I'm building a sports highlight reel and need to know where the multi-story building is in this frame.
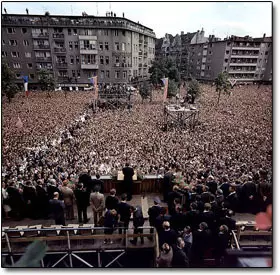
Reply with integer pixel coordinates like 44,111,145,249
189,34,272,83
1,13,156,89
156,29,272,83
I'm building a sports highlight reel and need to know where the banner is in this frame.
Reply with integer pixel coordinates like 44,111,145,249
22,76,29,97
161,77,169,102
89,76,98,99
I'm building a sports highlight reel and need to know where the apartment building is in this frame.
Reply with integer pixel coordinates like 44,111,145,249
189,34,272,82
1,13,156,88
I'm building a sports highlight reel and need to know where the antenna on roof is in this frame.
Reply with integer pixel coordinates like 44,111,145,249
109,2,112,11
96,2,99,15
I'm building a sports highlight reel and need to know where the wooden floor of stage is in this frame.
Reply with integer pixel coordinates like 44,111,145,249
1,193,255,228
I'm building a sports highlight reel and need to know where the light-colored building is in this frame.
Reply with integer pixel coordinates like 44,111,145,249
1,13,156,89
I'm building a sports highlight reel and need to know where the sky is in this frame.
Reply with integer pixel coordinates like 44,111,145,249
1,1,273,39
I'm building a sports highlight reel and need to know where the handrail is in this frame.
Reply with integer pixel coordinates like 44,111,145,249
231,230,241,250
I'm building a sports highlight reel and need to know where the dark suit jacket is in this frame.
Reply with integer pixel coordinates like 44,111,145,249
199,211,216,231
172,247,189,267
118,202,131,223
74,188,89,208
159,229,178,247
219,182,230,198
185,210,200,230
148,205,162,225
105,195,119,210
122,166,134,184
49,199,65,221
92,178,104,193
219,216,236,231
206,181,218,195
155,214,172,233
132,206,144,228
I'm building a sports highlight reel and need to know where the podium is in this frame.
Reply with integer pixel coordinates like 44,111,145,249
117,171,137,181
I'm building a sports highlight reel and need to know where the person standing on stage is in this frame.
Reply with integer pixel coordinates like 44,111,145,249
122,163,134,201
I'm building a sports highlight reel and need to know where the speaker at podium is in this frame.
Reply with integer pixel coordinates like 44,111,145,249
117,170,137,181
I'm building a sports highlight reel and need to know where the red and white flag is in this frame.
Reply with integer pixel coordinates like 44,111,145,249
16,116,23,128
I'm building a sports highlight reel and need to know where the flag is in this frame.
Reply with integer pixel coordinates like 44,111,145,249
16,116,23,129
88,76,98,99
161,77,168,102
22,76,29,97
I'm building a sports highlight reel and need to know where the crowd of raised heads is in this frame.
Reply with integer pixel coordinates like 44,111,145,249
2,84,271,213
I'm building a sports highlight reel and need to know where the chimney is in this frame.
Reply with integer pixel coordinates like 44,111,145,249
181,31,184,35
263,33,266,38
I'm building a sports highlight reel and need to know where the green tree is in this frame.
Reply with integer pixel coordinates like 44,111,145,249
37,69,55,97
215,72,230,104
149,58,179,85
188,78,200,104
139,81,151,102
167,79,178,98
1,63,19,103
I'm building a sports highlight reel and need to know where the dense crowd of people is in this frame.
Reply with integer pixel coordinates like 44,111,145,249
1,83,272,267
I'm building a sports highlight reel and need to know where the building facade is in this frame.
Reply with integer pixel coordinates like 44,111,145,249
1,13,156,88
156,29,272,83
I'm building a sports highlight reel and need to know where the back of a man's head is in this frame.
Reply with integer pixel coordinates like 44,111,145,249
96,174,100,179
110,188,116,195
204,203,211,211
162,243,170,253
176,237,185,248
94,185,100,192
53,192,59,199
125,163,129,167
163,221,170,230
121,193,127,201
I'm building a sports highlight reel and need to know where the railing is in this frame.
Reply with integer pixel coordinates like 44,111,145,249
53,33,64,39
31,32,49,38
56,63,68,68
35,56,52,62
54,47,66,53
33,45,50,49
2,226,158,268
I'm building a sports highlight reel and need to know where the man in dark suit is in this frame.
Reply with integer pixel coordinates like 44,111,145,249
49,192,66,225
185,202,200,230
241,179,257,213
74,183,89,224
118,193,131,233
200,203,216,232
148,197,163,237
172,237,189,267
105,189,119,210
224,184,239,212
36,180,49,219
122,163,134,201
130,205,145,245
159,221,178,247
155,207,172,233
163,167,174,202
92,174,104,194
219,210,236,231
219,176,230,198
167,185,182,216
79,171,93,193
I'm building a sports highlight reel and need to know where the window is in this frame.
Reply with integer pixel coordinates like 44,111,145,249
225,59,228,63
7,27,15,34
22,28,27,34
69,41,73,50
101,70,104,79
68,28,72,35
72,70,76,77
81,54,96,64
73,29,77,35
74,41,79,49
207,66,211,70
115,42,120,51
2,40,5,45
16,73,21,79
115,70,120,79
23,40,29,46
114,30,118,36
84,29,94,36
27,63,32,68
70,56,74,64
105,42,109,50
100,56,104,65
76,56,80,64
122,30,126,36
121,42,126,51
265,51,268,55
77,70,81,77
13,63,21,69
104,29,109,36
226,50,229,54
30,74,35,79
105,56,109,65
11,52,19,57
99,42,103,50
115,56,120,63
9,40,17,46
209,50,212,55
106,70,110,78
2,51,7,57
25,52,31,58
123,71,127,79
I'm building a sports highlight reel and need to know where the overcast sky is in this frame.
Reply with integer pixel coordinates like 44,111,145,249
2,1,272,39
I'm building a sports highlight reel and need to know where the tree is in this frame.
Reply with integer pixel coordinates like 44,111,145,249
1,63,19,103
37,69,55,97
139,81,151,102
167,79,178,98
188,78,200,104
215,72,230,104
149,58,180,85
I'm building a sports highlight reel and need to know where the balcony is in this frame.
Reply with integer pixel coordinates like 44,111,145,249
56,62,68,68
139,39,143,44
53,33,64,39
57,76,69,83
139,63,143,68
143,52,148,57
36,65,52,70
33,45,50,50
229,63,257,66
32,32,49,38
143,64,148,68
144,40,148,45
54,47,66,53
80,48,98,55
81,63,98,69
231,54,259,59
114,63,120,67
35,56,52,62
79,35,97,40
228,70,256,74
139,51,143,55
